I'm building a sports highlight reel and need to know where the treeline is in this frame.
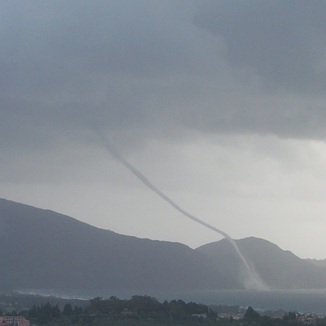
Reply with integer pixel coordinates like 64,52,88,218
2,302,84,324
28,302,84,323
2,295,326,325
3,296,217,325
88,295,215,321
242,307,326,326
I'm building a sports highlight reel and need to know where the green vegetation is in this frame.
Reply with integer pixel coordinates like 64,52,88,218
1,294,326,325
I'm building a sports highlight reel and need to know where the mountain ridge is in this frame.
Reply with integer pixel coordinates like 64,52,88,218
196,237,326,289
1,198,326,291
0,198,227,290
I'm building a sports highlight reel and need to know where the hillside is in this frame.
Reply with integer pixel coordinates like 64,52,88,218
1,198,326,291
305,258,326,269
196,237,326,289
0,198,229,291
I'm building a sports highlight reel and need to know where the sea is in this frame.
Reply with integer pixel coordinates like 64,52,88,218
17,289,326,315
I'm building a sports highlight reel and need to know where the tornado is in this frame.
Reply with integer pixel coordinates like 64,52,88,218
99,136,267,290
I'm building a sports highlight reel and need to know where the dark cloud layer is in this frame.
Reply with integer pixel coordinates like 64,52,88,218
2,0,326,156
2,1,326,259
194,0,326,94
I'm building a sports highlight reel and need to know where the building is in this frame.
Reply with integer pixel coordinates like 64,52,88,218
0,316,29,326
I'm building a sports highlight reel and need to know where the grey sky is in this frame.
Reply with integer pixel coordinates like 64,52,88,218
1,1,326,259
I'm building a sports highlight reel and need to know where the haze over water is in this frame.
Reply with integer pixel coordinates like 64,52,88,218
18,289,326,315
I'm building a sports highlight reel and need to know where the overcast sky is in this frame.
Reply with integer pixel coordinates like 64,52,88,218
2,1,326,259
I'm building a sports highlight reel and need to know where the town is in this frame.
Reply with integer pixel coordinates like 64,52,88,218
1,293,326,325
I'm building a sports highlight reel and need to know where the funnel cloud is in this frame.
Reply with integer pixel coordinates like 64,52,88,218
99,135,267,290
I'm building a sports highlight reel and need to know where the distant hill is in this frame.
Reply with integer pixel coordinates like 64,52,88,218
1,198,326,291
0,198,229,291
305,258,326,269
196,237,326,289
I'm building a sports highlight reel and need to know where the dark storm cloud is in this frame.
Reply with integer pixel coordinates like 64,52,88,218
2,0,326,158
194,0,326,94
1,0,217,155
1,0,194,94
3,1,326,260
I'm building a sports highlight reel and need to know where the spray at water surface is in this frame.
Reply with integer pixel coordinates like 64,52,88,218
99,136,268,290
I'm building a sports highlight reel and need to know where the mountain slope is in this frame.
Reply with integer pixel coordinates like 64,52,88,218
305,258,326,269
2,198,326,291
196,237,326,289
0,198,230,291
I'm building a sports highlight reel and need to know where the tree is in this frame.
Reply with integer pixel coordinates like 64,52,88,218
244,306,260,324
52,304,61,318
63,303,73,316
283,311,296,321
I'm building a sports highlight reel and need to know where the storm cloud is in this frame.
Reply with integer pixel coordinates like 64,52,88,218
2,1,326,258
2,0,326,149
